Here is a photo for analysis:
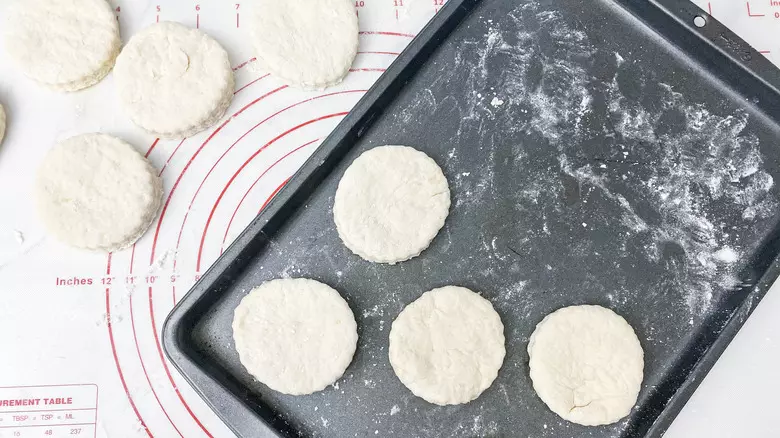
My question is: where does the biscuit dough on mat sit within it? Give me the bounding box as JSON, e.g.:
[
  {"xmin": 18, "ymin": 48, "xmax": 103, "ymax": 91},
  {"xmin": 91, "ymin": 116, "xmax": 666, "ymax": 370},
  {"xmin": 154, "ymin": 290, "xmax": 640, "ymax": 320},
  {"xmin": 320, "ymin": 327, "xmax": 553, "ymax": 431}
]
[
  {"xmin": 333, "ymin": 145, "xmax": 451, "ymax": 264},
  {"xmin": 35, "ymin": 133, "xmax": 162, "ymax": 252},
  {"xmin": 232, "ymin": 278, "xmax": 358, "ymax": 395},
  {"xmin": 4, "ymin": 0, "xmax": 120, "ymax": 91},
  {"xmin": 114, "ymin": 22, "xmax": 234, "ymax": 139},
  {"xmin": 389, "ymin": 286, "xmax": 505, "ymax": 405},
  {"xmin": 528, "ymin": 305, "xmax": 644, "ymax": 426},
  {"xmin": 246, "ymin": 0, "xmax": 358, "ymax": 89}
]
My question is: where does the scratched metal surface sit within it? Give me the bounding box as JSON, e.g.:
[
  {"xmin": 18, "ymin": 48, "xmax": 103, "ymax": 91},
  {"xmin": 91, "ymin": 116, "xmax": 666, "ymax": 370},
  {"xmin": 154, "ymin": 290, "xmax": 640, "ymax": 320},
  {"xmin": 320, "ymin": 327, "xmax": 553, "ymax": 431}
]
[{"xmin": 183, "ymin": 0, "xmax": 780, "ymax": 436}]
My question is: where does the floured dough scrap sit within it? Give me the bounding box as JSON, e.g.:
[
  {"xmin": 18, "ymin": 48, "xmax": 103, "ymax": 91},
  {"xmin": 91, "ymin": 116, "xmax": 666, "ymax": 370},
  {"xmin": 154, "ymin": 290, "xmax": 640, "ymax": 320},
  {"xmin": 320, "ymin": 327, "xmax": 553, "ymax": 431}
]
[
  {"xmin": 0, "ymin": 104, "xmax": 5, "ymax": 145},
  {"xmin": 528, "ymin": 305, "xmax": 644, "ymax": 426},
  {"xmin": 4, "ymin": 0, "xmax": 120, "ymax": 91},
  {"xmin": 246, "ymin": 0, "xmax": 358, "ymax": 90},
  {"xmin": 389, "ymin": 286, "xmax": 506, "ymax": 405},
  {"xmin": 333, "ymin": 146, "xmax": 451, "ymax": 264},
  {"xmin": 114, "ymin": 22, "xmax": 234, "ymax": 139},
  {"xmin": 35, "ymin": 133, "xmax": 162, "ymax": 251},
  {"xmin": 233, "ymin": 278, "xmax": 358, "ymax": 395}
]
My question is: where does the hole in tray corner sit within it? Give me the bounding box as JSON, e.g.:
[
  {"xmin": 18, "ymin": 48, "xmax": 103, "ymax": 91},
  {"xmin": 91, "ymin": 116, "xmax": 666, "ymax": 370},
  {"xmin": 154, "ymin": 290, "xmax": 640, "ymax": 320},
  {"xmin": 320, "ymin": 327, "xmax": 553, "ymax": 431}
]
[{"xmin": 693, "ymin": 15, "xmax": 706, "ymax": 28}]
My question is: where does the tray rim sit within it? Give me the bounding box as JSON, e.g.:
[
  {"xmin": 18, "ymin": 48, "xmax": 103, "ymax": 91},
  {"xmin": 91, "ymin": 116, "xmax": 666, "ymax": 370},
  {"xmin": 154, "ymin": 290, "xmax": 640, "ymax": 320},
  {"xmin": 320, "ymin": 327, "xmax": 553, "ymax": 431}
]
[{"xmin": 162, "ymin": 1, "xmax": 780, "ymax": 437}]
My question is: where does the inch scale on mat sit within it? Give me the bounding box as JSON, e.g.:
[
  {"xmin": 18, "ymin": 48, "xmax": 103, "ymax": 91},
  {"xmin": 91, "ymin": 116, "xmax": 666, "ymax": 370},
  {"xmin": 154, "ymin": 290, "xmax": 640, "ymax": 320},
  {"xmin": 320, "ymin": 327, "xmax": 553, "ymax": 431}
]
[{"xmin": 0, "ymin": 0, "xmax": 777, "ymax": 437}]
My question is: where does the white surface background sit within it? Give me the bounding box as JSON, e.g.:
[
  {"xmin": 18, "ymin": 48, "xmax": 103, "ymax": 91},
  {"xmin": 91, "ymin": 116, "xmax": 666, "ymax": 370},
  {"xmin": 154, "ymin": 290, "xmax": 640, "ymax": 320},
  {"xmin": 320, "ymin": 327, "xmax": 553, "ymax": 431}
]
[{"xmin": 0, "ymin": 0, "xmax": 777, "ymax": 437}]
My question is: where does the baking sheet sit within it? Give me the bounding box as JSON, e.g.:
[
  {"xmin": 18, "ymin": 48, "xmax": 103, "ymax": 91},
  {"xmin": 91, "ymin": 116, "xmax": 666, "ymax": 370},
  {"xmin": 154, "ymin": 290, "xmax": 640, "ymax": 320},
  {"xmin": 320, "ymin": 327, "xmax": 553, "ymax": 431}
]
[{"xmin": 163, "ymin": 0, "xmax": 780, "ymax": 437}]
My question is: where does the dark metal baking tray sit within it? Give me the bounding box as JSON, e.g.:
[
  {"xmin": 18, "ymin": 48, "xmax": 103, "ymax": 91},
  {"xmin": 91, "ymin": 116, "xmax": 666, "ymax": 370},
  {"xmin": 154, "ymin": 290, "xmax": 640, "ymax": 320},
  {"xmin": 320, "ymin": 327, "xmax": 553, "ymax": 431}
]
[{"xmin": 163, "ymin": 0, "xmax": 780, "ymax": 436}]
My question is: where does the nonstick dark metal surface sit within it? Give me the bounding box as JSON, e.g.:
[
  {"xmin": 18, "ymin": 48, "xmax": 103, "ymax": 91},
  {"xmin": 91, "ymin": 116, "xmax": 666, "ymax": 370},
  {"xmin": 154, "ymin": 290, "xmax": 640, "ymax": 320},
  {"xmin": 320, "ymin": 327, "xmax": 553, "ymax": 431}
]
[{"xmin": 164, "ymin": 0, "xmax": 780, "ymax": 436}]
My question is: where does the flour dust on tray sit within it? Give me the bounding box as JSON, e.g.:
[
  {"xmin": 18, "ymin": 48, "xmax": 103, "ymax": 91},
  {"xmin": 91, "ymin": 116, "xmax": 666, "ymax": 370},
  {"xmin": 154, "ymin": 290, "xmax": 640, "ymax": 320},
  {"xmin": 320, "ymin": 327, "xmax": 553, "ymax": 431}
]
[
  {"xmin": 334, "ymin": 146, "xmax": 451, "ymax": 264},
  {"xmin": 114, "ymin": 22, "xmax": 234, "ymax": 139},
  {"xmin": 245, "ymin": 0, "xmax": 358, "ymax": 90},
  {"xmin": 528, "ymin": 305, "xmax": 644, "ymax": 426},
  {"xmin": 430, "ymin": 3, "xmax": 778, "ymax": 320},
  {"xmin": 232, "ymin": 278, "xmax": 358, "ymax": 395},
  {"xmin": 34, "ymin": 133, "xmax": 162, "ymax": 252},
  {"xmin": 3, "ymin": 0, "xmax": 120, "ymax": 91},
  {"xmin": 389, "ymin": 286, "xmax": 505, "ymax": 405}
]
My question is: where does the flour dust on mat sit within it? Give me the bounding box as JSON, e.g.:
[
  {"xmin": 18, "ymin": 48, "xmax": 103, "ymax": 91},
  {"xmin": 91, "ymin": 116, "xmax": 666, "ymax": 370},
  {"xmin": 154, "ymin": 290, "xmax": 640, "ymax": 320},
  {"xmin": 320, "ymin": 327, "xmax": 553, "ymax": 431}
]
[
  {"xmin": 334, "ymin": 145, "xmax": 451, "ymax": 264},
  {"xmin": 0, "ymin": 104, "xmax": 5, "ymax": 146},
  {"xmin": 232, "ymin": 278, "xmax": 358, "ymax": 395},
  {"xmin": 3, "ymin": 0, "xmax": 120, "ymax": 91},
  {"xmin": 246, "ymin": 0, "xmax": 358, "ymax": 90},
  {"xmin": 528, "ymin": 305, "xmax": 644, "ymax": 426},
  {"xmin": 35, "ymin": 133, "xmax": 162, "ymax": 252},
  {"xmin": 389, "ymin": 286, "xmax": 505, "ymax": 405},
  {"xmin": 114, "ymin": 22, "xmax": 234, "ymax": 139}
]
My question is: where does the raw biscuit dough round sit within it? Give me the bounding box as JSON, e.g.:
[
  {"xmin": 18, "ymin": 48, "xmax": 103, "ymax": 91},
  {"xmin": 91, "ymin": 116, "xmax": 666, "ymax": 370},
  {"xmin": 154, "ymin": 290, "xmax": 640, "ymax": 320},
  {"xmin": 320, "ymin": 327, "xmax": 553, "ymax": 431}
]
[
  {"xmin": 389, "ymin": 286, "xmax": 505, "ymax": 405},
  {"xmin": 114, "ymin": 22, "xmax": 234, "ymax": 139},
  {"xmin": 246, "ymin": 0, "xmax": 358, "ymax": 89},
  {"xmin": 0, "ymin": 104, "xmax": 5, "ymax": 145},
  {"xmin": 528, "ymin": 305, "xmax": 644, "ymax": 426},
  {"xmin": 4, "ymin": 0, "xmax": 120, "ymax": 91},
  {"xmin": 333, "ymin": 146, "xmax": 450, "ymax": 264},
  {"xmin": 35, "ymin": 133, "xmax": 162, "ymax": 251},
  {"xmin": 232, "ymin": 278, "xmax": 358, "ymax": 395}
]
